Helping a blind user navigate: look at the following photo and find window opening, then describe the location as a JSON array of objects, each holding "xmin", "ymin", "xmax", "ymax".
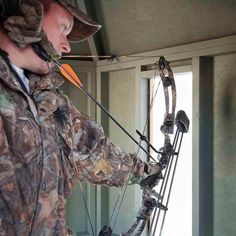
[{"xmin": 149, "ymin": 72, "xmax": 192, "ymax": 236}]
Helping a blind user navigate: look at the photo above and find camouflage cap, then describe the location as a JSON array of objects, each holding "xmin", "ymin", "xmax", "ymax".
[{"xmin": 57, "ymin": 0, "xmax": 101, "ymax": 42}]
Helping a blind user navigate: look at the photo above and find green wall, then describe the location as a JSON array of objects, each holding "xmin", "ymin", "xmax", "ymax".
[
  {"xmin": 106, "ymin": 68, "xmax": 142, "ymax": 235},
  {"xmin": 214, "ymin": 53, "xmax": 236, "ymax": 236}
]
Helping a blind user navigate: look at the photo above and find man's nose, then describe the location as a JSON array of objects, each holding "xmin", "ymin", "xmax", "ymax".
[{"xmin": 61, "ymin": 39, "xmax": 71, "ymax": 53}]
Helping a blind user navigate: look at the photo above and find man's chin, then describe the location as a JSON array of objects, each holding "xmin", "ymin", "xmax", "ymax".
[{"xmin": 37, "ymin": 61, "xmax": 56, "ymax": 75}]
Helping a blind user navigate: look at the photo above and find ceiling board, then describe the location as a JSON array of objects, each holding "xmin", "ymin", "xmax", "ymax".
[{"xmin": 71, "ymin": 0, "xmax": 236, "ymax": 57}]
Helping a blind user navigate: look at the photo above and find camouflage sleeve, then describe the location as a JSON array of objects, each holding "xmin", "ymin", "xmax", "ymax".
[
  {"xmin": 0, "ymin": 116, "xmax": 14, "ymax": 236},
  {"xmin": 69, "ymin": 104, "xmax": 145, "ymax": 187},
  {"xmin": 0, "ymin": 116, "xmax": 14, "ymax": 182}
]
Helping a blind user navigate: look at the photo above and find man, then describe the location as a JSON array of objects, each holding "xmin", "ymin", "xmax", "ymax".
[{"xmin": 0, "ymin": 0, "xmax": 159, "ymax": 235}]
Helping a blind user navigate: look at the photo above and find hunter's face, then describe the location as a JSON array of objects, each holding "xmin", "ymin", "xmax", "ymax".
[{"xmin": 42, "ymin": 2, "xmax": 74, "ymax": 59}]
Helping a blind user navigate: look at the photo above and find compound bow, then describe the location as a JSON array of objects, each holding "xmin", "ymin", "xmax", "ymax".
[
  {"xmin": 97, "ymin": 57, "xmax": 189, "ymax": 236},
  {"xmin": 40, "ymin": 48, "xmax": 189, "ymax": 236}
]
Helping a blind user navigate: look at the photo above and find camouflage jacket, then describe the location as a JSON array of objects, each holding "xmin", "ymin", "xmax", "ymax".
[{"xmin": 0, "ymin": 56, "xmax": 145, "ymax": 236}]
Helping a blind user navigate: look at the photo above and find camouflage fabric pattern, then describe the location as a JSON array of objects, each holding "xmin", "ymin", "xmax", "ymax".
[
  {"xmin": 3, "ymin": 0, "xmax": 57, "ymax": 56},
  {"xmin": 57, "ymin": 0, "xmax": 101, "ymax": 42},
  {"xmin": 0, "ymin": 56, "xmax": 145, "ymax": 235}
]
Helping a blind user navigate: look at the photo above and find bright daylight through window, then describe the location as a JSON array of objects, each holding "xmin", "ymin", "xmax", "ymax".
[{"xmin": 149, "ymin": 72, "xmax": 192, "ymax": 236}]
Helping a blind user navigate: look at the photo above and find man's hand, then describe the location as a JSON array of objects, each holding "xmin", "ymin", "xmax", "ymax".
[
  {"xmin": 139, "ymin": 162, "xmax": 163, "ymax": 189},
  {"xmin": 129, "ymin": 157, "xmax": 161, "ymax": 185},
  {"xmin": 144, "ymin": 162, "xmax": 161, "ymax": 176}
]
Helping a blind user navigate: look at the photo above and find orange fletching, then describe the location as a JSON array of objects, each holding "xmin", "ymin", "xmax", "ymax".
[{"xmin": 60, "ymin": 63, "xmax": 83, "ymax": 88}]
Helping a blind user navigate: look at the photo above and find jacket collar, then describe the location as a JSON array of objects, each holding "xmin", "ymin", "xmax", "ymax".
[
  {"xmin": 0, "ymin": 56, "xmax": 65, "ymax": 93},
  {"xmin": 0, "ymin": 56, "xmax": 66, "ymax": 124}
]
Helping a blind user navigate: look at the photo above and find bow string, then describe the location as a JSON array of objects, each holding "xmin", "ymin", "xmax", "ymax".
[{"xmin": 43, "ymin": 50, "xmax": 189, "ymax": 236}]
